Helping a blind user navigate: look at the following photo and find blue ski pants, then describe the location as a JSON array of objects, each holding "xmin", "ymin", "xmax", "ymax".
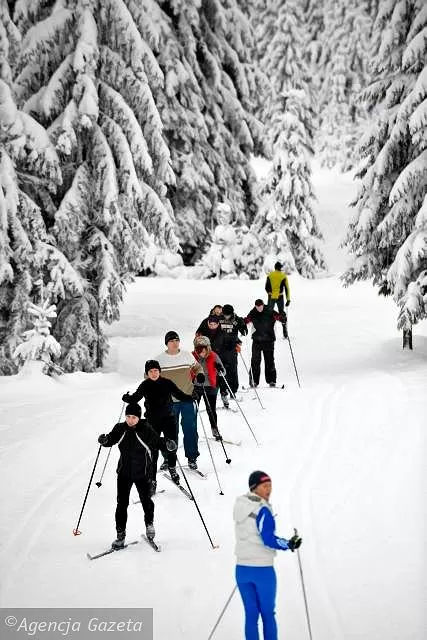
[
  {"xmin": 170, "ymin": 400, "xmax": 199, "ymax": 460},
  {"xmin": 236, "ymin": 565, "xmax": 278, "ymax": 640}
]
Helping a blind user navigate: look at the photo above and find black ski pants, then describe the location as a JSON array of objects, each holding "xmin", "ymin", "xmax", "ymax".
[
  {"xmin": 115, "ymin": 474, "xmax": 154, "ymax": 532},
  {"xmin": 147, "ymin": 413, "xmax": 177, "ymax": 477},
  {"xmin": 221, "ymin": 351, "xmax": 239, "ymax": 394},
  {"xmin": 250, "ymin": 341, "xmax": 276, "ymax": 385},
  {"xmin": 267, "ymin": 296, "xmax": 287, "ymax": 337},
  {"xmin": 194, "ymin": 387, "xmax": 218, "ymax": 432}
]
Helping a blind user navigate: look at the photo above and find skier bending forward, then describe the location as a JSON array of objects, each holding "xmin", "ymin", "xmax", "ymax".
[{"xmin": 98, "ymin": 402, "xmax": 176, "ymax": 548}]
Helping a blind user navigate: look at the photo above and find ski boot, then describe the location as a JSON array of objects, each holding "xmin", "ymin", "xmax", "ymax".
[
  {"xmin": 269, "ymin": 382, "xmax": 276, "ymax": 388},
  {"xmin": 221, "ymin": 393, "xmax": 230, "ymax": 409},
  {"xmin": 211, "ymin": 427, "xmax": 222, "ymax": 441},
  {"xmin": 159, "ymin": 459, "xmax": 169, "ymax": 472},
  {"xmin": 169, "ymin": 466, "xmax": 180, "ymax": 484},
  {"xmin": 145, "ymin": 523, "xmax": 155, "ymax": 540},
  {"xmin": 187, "ymin": 458, "xmax": 198, "ymax": 471},
  {"xmin": 112, "ymin": 529, "xmax": 126, "ymax": 550}
]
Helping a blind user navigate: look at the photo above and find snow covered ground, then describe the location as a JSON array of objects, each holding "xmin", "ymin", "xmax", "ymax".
[
  {"xmin": 0, "ymin": 166, "xmax": 425, "ymax": 639},
  {"xmin": 0, "ymin": 272, "xmax": 425, "ymax": 640}
]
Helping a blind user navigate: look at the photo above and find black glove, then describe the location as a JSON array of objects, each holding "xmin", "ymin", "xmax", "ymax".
[
  {"xmin": 286, "ymin": 300, "xmax": 291, "ymax": 307},
  {"xmin": 98, "ymin": 434, "xmax": 109, "ymax": 446},
  {"xmin": 166, "ymin": 439, "xmax": 177, "ymax": 452},
  {"xmin": 287, "ymin": 533, "xmax": 302, "ymax": 551},
  {"xmin": 191, "ymin": 389, "xmax": 200, "ymax": 400},
  {"xmin": 122, "ymin": 392, "xmax": 132, "ymax": 403},
  {"xmin": 196, "ymin": 372, "xmax": 205, "ymax": 384},
  {"xmin": 240, "ymin": 325, "xmax": 248, "ymax": 336}
]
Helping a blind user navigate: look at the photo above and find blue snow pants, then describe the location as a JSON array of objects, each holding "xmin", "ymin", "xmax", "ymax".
[
  {"xmin": 236, "ymin": 565, "xmax": 278, "ymax": 640},
  {"xmin": 170, "ymin": 401, "xmax": 199, "ymax": 460}
]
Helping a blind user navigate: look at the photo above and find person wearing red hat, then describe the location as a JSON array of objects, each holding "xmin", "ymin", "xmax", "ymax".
[{"xmin": 233, "ymin": 471, "xmax": 302, "ymax": 639}]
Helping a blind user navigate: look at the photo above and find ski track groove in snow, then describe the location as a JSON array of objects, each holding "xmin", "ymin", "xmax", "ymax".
[{"xmin": 0, "ymin": 450, "xmax": 99, "ymax": 602}]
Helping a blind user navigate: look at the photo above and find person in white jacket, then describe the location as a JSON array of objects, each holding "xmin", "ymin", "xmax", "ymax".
[{"xmin": 233, "ymin": 471, "xmax": 302, "ymax": 640}]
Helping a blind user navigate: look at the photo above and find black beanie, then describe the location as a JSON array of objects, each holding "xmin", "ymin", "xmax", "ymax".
[
  {"xmin": 145, "ymin": 359, "xmax": 161, "ymax": 374},
  {"xmin": 222, "ymin": 304, "xmax": 234, "ymax": 316},
  {"xmin": 274, "ymin": 261, "xmax": 282, "ymax": 270},
  {"xmin": 125, "ymin": 403, "xmax": 141, "ymax": 418},
  {"xmin": 165, "ymin": 330, "xmax": 179, "ymax": 345},
  {"xmin": 248, "ymin": 470, "xmax": 271, "ymax": 491}
]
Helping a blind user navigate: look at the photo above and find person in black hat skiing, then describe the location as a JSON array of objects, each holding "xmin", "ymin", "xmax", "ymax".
[
  {"xmin": 244, "ymin": 299, "xmax": 283, "ymax": 387},
  {"xmin": 121, "ymin": 360, "xmax": 195, "ymax": 493},
  {"xmin": 233, "ymin": 470, "xmax": 302, "ymax": 640},
  {"xmin": 218, "ymin": 304, "xmax": 248, "ymax": 400},
  {"xmin": 265, "ymin": 262, "xmax": 290, "ymax": 338},
  {"xmin": 97, "ymin": 403, "xmax": 176, "ymax": 547}
]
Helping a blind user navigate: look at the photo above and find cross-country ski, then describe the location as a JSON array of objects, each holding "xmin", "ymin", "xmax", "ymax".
[{"xmin": 86, "ymin": 540, "xmax": 140, "ymax": 561}]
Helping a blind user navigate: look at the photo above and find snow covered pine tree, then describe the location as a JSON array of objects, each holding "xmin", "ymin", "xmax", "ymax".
[
  {"xmin": 13, "ymin": 0, "xmax": 179, "ymax": 371},
  {"xmin": 251, "ymin": 0, "xmax": 326, "ymax": 277},
  {"xmin": 342, "ymin": 0, "xmax": 427, "ymax": 348},
  {"xmin": 0, "ymin": 4, "xmax": 62, "ymax": 374}
]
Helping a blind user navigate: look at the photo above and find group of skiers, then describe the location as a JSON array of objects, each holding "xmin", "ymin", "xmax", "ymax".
[{"xmin": 96, "ymin": 262, "xmax": 295, "ymax": 639}]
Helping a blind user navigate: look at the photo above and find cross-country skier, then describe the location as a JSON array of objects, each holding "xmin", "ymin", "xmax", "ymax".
[
  {"xmin": 121, "ymin": 360, "xmax": 195, "ymax": 494},
  {"xmin": 233, "ymin": 471, "xmax": 302, "ymax": 640},
  {"xmin": 155, "ymin": 331, "xmax": 202, "ymax": 470},
  {"xmin": 218, "ymin": 303, "xmax": 248, "ymax": 397},
  {"xmin": 265, "ymin": 262, "xmax": 290, "ymax": 338},
  {"xmin": 97, "ymin": 403, "xmax": 176, "ymax": 548},
  {"xmin": 192, "ymin": 335, "xmax": 225, "ymax": 440},
  {"xmin": 245, "ymin": 299, "xmax": 283, "ymax": 387},
  {"xmin": 196, "ymin": 314, "xmax": 234, "ymax": 408}
]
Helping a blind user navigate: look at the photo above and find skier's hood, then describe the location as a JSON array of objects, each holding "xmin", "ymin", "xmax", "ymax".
[{"xmin": 233, "ymin": 492, "xmax": 264, "ymax": 524}]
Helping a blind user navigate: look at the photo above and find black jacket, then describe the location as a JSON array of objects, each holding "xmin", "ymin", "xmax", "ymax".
[
  {"xmin": 219, "ymin": 314, "xmax": 247, "ymax": 342},
  {"xmin": 100, "ymin": 420, "xmax": 166, "ymax": 480},
  {"xmin": 245, "ymin": 307, "xmax": 281, "ymax": 343},
  {"xmin": 195, "ymin": 324, "xmax": 233, "ymax": 356},
  {"xmin": 126, "ymin": 377, "xmax": 192, "ymax": 418}
]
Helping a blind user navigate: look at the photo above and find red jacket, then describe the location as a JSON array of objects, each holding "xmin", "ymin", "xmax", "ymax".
[{"xmin": 191, "ymin": 350, "xmax": 218, "ymax": 388}]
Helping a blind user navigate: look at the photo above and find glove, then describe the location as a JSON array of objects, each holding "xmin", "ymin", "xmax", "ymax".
[
  {"xmin": 98, "ymin": 434, "xmax": 109, "ymax": 446},
  {"xmin": 191, "ymin": 389, "xmax": 200, "ymax": 400},
  {"xmin": 286, "ymin": 300, "xmax": 291, "ymax": 307},
  {"xmin": 235, "ymin": 343, "xmax": 241, "ymax": 353},
  {"xmin": 287, "ymin": 533, "xmax": 302, "ymax": 552},
  {"xmin": 240, "ymin": 326, "xmax": 248, "ymax": 336},
  {"xmin": 196, "ymin": 372, "xmax": 206, "ymax": 384},
  {"xmin": 166, "ymin": 439, "xmax": 177, "ymax": 452},
  {"xmin": 122, "ymin": 392, "xmax": 132, "ymax": 403}
]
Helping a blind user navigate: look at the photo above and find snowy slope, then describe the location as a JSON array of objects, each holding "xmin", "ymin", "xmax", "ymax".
[{"xmin": 0, "ymin": 274, "xmax": 425, "ymax": 640}]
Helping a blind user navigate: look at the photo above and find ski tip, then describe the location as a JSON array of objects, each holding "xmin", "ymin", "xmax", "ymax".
[{"xmin": 86, "ymin": 553, "xmax": 93, "ymax": 560}]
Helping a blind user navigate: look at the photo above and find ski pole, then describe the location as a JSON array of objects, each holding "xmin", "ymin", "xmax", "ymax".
[
  {"xmin": 194, "ymin": 400, "xmax": 226, "ymax": 495},
  {"xmin": 217, "ymin": 366, "xmax": 259, "ymax": 445},
  {"xmin": 287, "ymin": 335, "xmax": 301, "ymax": 388},
  {"xmin": 200, "ymin": 385, "xmax": 231, "ymax": 464},
  {"xmin": 95, "ymin": 402, "xmax": 125, "ymax": 487},
  {"xmin": 73, "ymin": 445, "xmax": 102, "ymax": 535},
  {"xmin": 207, "ymin": 585, "xmax": 237, "ymax": 640},
  {"xmin": 294, "ymin": 528, "xmax": 313, "ymax": 640},
  {"xmin": 175, "ymin": 455, "xmax": 219, "ymax": 550},
  {"xmin": 238, "ymin": 351, "xmax": 265, "ymax": 410}
]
